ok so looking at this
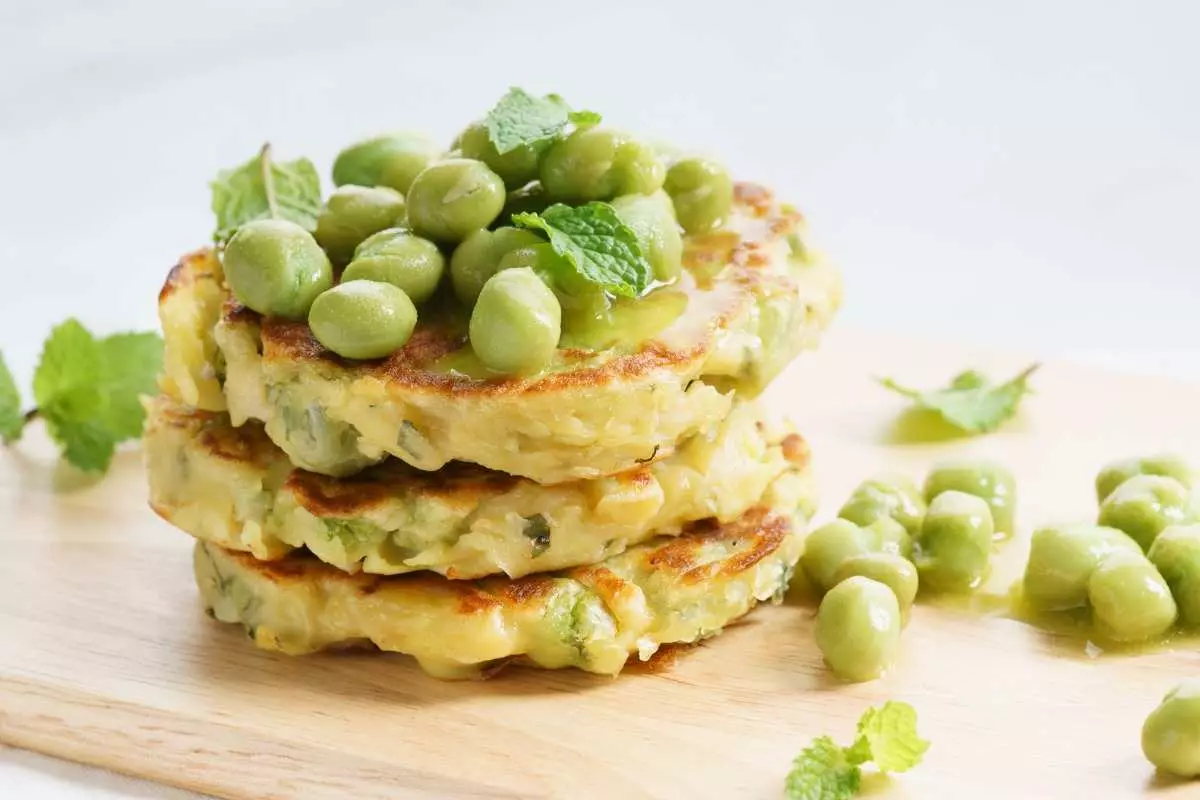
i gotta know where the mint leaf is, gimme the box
[484,88,600,154]
[784,736,861,800]
[96,332,164,441]
[211,143,322,243]
[784,702,928,799]
[32,319,163,473]
[513,203,652,297]
[850,701,929,774]
[0,352,23,444]
[567,109,602,128]
[878,363,1039,434]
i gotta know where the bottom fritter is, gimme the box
[195,504,806,678]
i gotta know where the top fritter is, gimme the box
[158,89,841,483]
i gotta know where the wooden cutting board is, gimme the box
[2,328,1199,799]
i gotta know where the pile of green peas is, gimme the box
[808,459,1014,682]
[1021,453,1199,644]
[220,115,737,374]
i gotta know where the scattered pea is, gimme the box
[611,191,683,283]
[407,158,507,243]
[1097,474,1200,552]
[1142,680,1200,778]
[455,122,541,189]
[833,552,919,610]
[1148,524,1200,627]
[308,280,417,360]
[540,128,665,201]
[223,219,332,319]
[1022,523,1141,611]
[469,267,561,374]
[924,459,1017,536]
[314,185,406,265]
[915,490,994,592]
[815,576,902,682]
[1087,551,1177,643]
[800,518,873,592]
[449,227,545,304]
[1097,454,1193,503]
[332,132,440,193]
[862,516,914,560]
[663,157,734,234]
[838,474,926,537]
[343,229,445,303]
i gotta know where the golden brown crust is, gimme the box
[158,249,217,305]
[210,506,792,613]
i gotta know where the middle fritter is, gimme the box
[146,396,814,579]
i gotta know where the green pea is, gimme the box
[1142,680,1200,778]
[800,519,873,592]
[838,474,926,537]
[332,132,440,193]
[915,490,994,592]
[469,267,561,374]
[449,227,544,304]
[863,516,913,559]
[455,122,540,189]
[406,158,506,244]
[1022,523,1141,611]
[663,157,734,234]
[1097,475,1200,551]
[540,128,665,201]
[833,553,919,610]
[815,576,902,683]
[611,191,683,283]
[313,185,406,265]
[308,280,417,360]
[223,219,332,320]
[924,459,1017,536]
[1148,524,1200,627]
[342,229,444,303]
[1097,454,1194,503]
[1088,551,1177,642]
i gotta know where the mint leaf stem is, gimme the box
[258,142,280,220]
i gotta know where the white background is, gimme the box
[1,0,1198,796]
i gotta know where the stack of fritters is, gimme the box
[147,184,841,678]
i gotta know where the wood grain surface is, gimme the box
[2,328,1199,799]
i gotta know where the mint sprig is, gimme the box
[484,88,600,154]
[4,320,163,473]
[784,702,928,800]
[513,202,652,297]
[878,363,1040,434]
[210,143,322,244]
[0,354,23,443]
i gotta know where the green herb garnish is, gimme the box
[210,143,322,244]
[877,363,1040,434]
[785,702,929,800]
[484,87,600,155]
[2,319,163,473]
[523,514,552,558]
[513,202,652,297]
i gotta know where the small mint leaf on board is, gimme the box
[877,363,1040,434]
[513,202,651,297]
[0,351,24,444]
[210,143,322,243]
[784,702,928,799]
[784,735,861,800]
[31,319,163,473]
[851,701,930,774]
[484,87,600,154]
